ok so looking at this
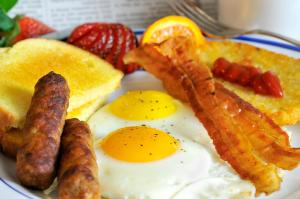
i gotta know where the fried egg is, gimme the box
[88,89,255,199]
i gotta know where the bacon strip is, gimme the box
[124,37,300,195]
[215,83,300,170]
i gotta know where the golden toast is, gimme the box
[0,38,123,132]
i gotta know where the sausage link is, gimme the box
[1,128,22,158]
[58,118,100,199]
[16,71,70,190]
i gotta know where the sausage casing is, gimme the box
[16,71,70,189]
[58,118,100,199]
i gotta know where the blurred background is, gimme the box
[8,0,300,41]
[8,0,217,30]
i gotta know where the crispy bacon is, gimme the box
[124,37,300,195]
[215,84,300,170]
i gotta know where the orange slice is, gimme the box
[141,15,205,46]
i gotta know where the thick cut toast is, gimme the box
[0,38,123,131]
[197,41,300,125]
[68,97,106,121]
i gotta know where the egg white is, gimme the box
[97,133,212,199]
[88,93,255,199]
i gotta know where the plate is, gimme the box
[1,34,300,199]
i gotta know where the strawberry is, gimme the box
[12,16,54,44]
[0,1,54,46]
[68,23,139,74]
[0,12,54,47]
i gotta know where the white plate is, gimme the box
[1,35,300,199]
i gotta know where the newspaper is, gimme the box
[9,0,217,30]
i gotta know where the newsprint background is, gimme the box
[9,0,217,30]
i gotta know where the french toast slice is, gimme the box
[197,40,300,125]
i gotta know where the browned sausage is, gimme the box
[16,71,70,190]
[1,128,22,158]
[58,118,100,199]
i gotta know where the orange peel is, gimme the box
[141,15,205,46]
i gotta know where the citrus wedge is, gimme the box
[141,15,205,46]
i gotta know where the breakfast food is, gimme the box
[67,97,106,121]
[124,37,300,195]
[0,13,54,46]
[68,23,138,74]
[141,15,300,125]
[212,57,283,98]
[87,90,255,198]
[197,40,300,125]
[12,16,55,44]
[1,128,22,158]
[141,15,205,46]
[16,72,69,189]
[58,119,100,199]
[0,38,123,137]
[0,1,54,46]
[1,13,300,198]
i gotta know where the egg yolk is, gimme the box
[100,126,180,162]
[109,90,177,120]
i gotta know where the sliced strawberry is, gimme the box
[90,27,107,54]
[112,25,126,71]
[100,25,114,58]
[94,24,109,54]
[67,23,94,44]
[68,23,138,74]
[117,26,130,70]
[106,24,121,65]
[73,26,99,50]
[124,26,139,73]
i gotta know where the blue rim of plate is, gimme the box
[1,30,300,199]
[134,29,300,52]
[0,178,33,199]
